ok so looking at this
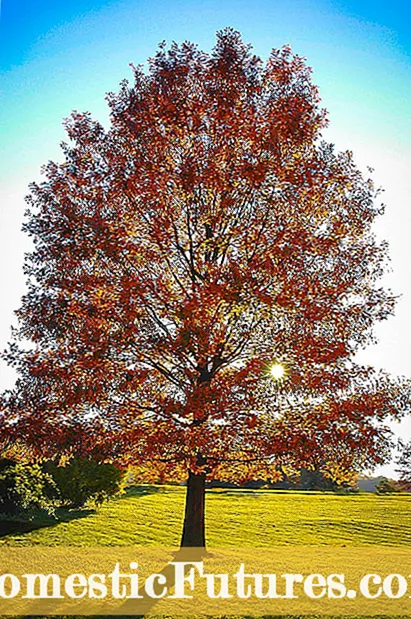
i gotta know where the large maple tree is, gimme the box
[2,29,409,547]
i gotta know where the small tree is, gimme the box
[375,477,402,494]
[298,467,357,491]
[44,457,127,508]
[2,29,409,547]
[395,440,411,490]
[0,458,56,518]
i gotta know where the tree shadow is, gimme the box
[0,507,95,537]
[213,488,344,496]
[0,486,164,538]
[121,484,167,498]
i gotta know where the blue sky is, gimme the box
[1,0,411,475]
[1,0,411,70]
[1,0,410,183]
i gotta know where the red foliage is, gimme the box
[1,29,409,482]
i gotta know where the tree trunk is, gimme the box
[180,469,206,547]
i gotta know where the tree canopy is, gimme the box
[1,30,409,527]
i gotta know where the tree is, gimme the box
[395,440,411,490]
[43,457,127,508]
[0,458,56,519]
[1,29,409,547]
[375,476,402,494]
[297,466,357,491]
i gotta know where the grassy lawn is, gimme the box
[1,485,411,547]
[1,488,410,618]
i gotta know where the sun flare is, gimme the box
[270,363,285,380]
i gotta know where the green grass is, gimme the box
[1,489,410,618]
[1,485,411,547]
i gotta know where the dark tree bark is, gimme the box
[180,469,206,547]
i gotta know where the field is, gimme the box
[2,485,411,547]
[1,487,411,618]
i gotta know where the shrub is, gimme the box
[375,477,401,494]
[0,458,56,518]
[44,457,127,508]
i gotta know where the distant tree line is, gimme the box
[208,466,357,491]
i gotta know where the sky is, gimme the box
[1,0,410,477]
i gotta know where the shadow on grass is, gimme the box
[0,486,166,538]
[0,507,95,537]
[122,484,169,497]
[210,488,357,496]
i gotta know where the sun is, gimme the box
[270,363,285,380]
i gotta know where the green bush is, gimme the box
[0,458,56,518]
[44,457,127,508]
[375,477,401,494]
